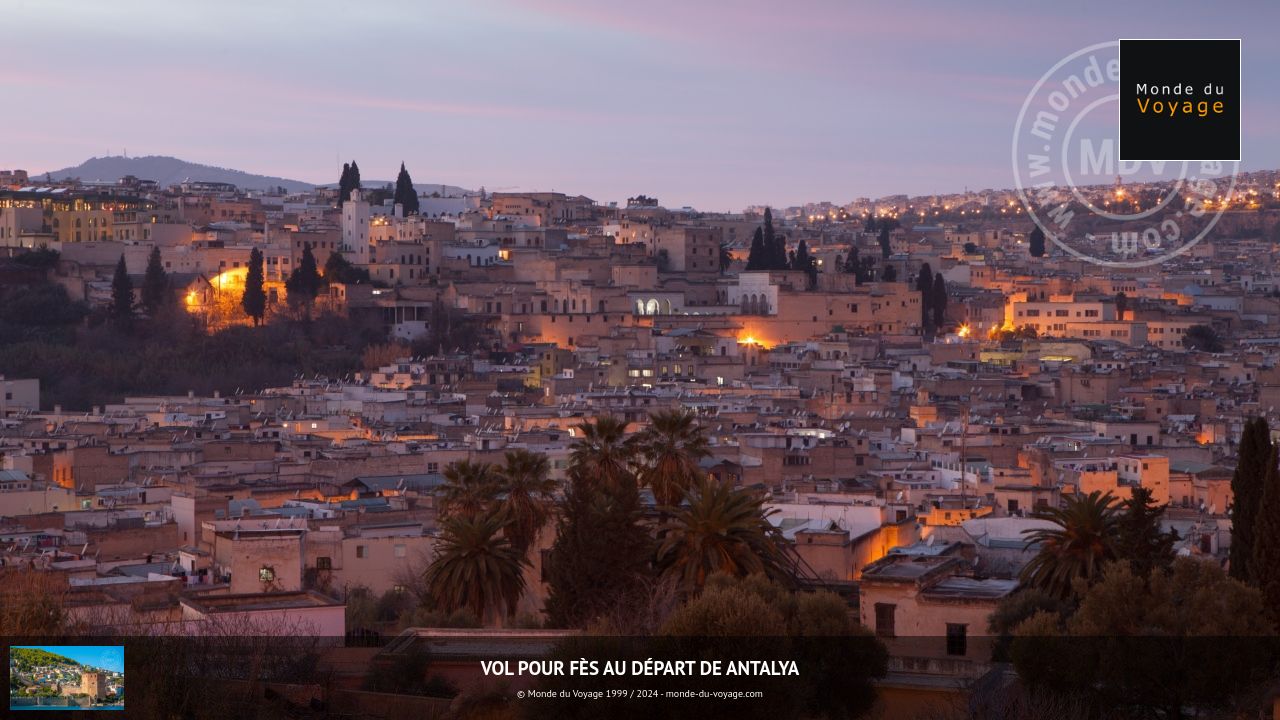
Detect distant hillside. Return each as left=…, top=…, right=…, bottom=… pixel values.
left=10, top=648, right=80, bottom=671
left=43, top=155, right=474, bottom=197
left=43, top=156, right=314, bottom=193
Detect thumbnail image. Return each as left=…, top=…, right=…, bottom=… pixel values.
left=9, top=646, right=124, bottom=711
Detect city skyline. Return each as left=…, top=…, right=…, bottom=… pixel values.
left=6, top=0, right=1279, bottom=210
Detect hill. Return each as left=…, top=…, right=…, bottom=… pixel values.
left=42, top=156, right=473, bottom=197
left=42, top=156, right=314, bottom=193
left=10, top=648, right=80, bottom=671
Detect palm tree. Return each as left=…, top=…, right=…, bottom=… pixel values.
left=636, top=409, right=710, bottom=508
left=425, top=510, right=528, bottom=622
left=568, top=416, right=637, bottom=496
left=1020, top=491, right=1121, bottom=599
left=438, top=460, right=499, bottom=519
left=656, top=478, right=788, bottom=593
left=495, top=449, right=557, bottom=553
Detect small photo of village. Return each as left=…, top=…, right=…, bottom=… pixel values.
left=9, top=645, right=124, bottom=711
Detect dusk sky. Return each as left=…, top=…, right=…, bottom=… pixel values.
left=4, top=0, right=1277, bottom=210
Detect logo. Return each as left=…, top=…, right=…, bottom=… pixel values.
left=1012, top=41, right=1240, bottom=267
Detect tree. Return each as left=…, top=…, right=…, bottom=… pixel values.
left=656, top=574, right=888, bottom=720
left=241, top=247, right=266, bottom=326
left=745, top=227, right=766, bottom=271
left=109, top=254, right=133, bottom=322
left=1029, top=225, right=1046, bottom=257
left=323, top=250, right=371, bottom=285
left=285, top=242, right=323, bottom=307
left=338, top=163, right=351, bottom=203
left=916, top=263, right=934, bottom=330
left=1114, top=291, right=1128, bottom=318
left=424, top=510, right=528, bottom=622
left=763, top=207, right=786, bottom=270
left=1011, top=560, right=1275, bottom=719
left=1183, top=324, right=1224, bottom=352
left=963, top=241, right=978, bottom=254
left=393, top=162, right=420, bottom=215
left=789, top=238, right=817, bottom=288
left=1252, top=443, right=1280, bottom=617
left=141, top=246, right=169, bottom=314
left=544, top=471, right=653, bottom=628
left=878, top=225, right=891, bottom=259
left=1230, top=416, right=1271, bottom=582
left=438, top=460, right=500, bottom=520
left=338, top=160, right=362, bottom=203
left=1114, top=486, right=1177, bottom=578
left=1020, top=491, right=1120, bottom=599
left=495, top=449, right=556, bottom=554
left=931, top=273, right=948, bottom=328
left=881, top=263, right=897, bottom=282
left=567, top=416, right=636, bottom=496
left=656, top=478, right=790, bottom=594
left=635, top=409, right=709, bottom=508
left=718, top=243, right=733, bottom=274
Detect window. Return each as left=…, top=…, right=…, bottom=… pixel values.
left=874, top=603, right=896, bottom=638
left=356, top=545, right=366, bottom=559
left=259, top=566, right=276, bottom=583
left=394, top=544, right=406, bottom=558
left=316, top=556, right=332, bottom=570
left=946, top=623, right=968, bottom=656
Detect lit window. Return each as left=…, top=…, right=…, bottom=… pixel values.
left=259, top=566, right=275, bottom=583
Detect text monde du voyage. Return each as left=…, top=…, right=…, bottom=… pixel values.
left=481, top=659, right=801, bottom=677
left=1134, top=82, right=1228, bottom=118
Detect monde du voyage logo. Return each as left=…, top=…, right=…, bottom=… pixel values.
left=1012, top=39, right=1242, bottom=267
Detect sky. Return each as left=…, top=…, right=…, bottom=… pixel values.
left=2, top=0, right=1277, bottom=210
left=14, top=646, right=125, bottom=673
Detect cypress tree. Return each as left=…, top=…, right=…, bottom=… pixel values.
left=141, top=246, right=169, bottom=314
left=393, top=162, right=420, bottom=215
left=1253, top=443, right=1280, bottom=618
left=349, top=160, right=361, bottom=195
left=1116, top=486, right=1177, bottom=578
left=1231, top=417, right=1272, bottom=582
left=931, top=274, right=948, bottom=327
left=746, top=227, right=765, bottom=271
left=878, top=225, right=891, bottom=259
left=844, top=247, right=859, bottom=274
left=285, top=242, right=323, bottom=306
left=544, top=475, right=653, bottom=628
left=242, top=247, right=266, bottom=326
left=1029, top=226, right=1046, bottom=257
left=917, top=263, right=934, bottom=330
left=338, top=162, right=352, bottom=203
left=109, top=254, right=133, bottom=322
left=763, top=208, right=784, bottom=270
left=882, top=263, right=898, bottom=282
left=774, top=235, right=790, bottom=270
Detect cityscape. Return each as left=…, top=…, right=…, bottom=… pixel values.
left=3, top=2, right=1280, bottom=720
left=9, top=646, right=124, bottom=711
